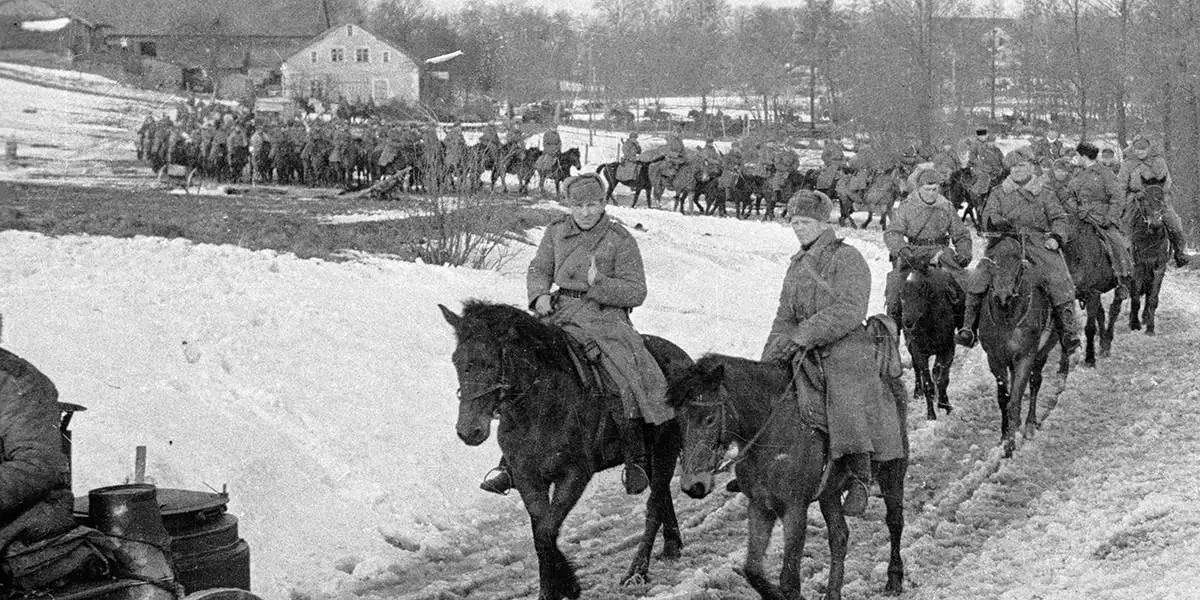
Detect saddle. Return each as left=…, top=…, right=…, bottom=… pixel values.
left=562, top=335, right=622, bottom=413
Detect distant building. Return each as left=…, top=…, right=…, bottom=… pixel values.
left=0, top=0, right=98, bottom=59
left=280, top=24, right=419, bottom=105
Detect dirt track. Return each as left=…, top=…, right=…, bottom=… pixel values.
left=347, top=270, right=1200, bottom=600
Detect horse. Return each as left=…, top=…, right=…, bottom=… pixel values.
left=667, top=354, right=907, bottom=600
left=942, top=168, right=977, bottom=226
left=977, top=233, right=1066, bottom=457
left=597, top=159, right=656, bottom=207
left=899, top=263, right=963, bottom=420
left=440, top=301, right=691, bottom=599
left=534, top=147, right=582, bottom=198
left=1127, top=184, right=1172, bottom=335
left=857, top=167, right=902, bottom=229
left=1062, top=215, right=1123, bottom=366
left=707, top=166, right=754, bottom=218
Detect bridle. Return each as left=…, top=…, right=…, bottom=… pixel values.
left=981, top=232, right=1035, bottom=327
left=687, top=383, right=784, bottom=474
left=455, top=344, right=515, bottom=418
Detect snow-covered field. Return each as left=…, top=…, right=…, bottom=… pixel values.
left=3, top=64, right=1200, bottom=600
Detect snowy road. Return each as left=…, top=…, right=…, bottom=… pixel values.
left=375, top=275, right=1200, bottom=600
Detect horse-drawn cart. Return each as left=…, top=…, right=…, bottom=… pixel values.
left=157, top=163, right=200, bottom=194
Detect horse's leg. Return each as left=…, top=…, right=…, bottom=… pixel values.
left=1084, top=294, right=1099, bottom=367
left=1005, top=356, right=1037, bottom=457
left=1129, top=273, right=1143, bottom=330
left=817, top=496, right=846, bottom=600
left=912, top=350, right=935, bottom=421
left=1102, top=291, right=1122, bottom=357
left=520, top=470, right=589, bottom=600
left=934, top=350, right=954, bottom=414
left=623, top=425, right=682, bottom=585
left=1146, top=267, right=1165, bottom=335
left=1024, top=354, right=1045, bottom=439
left=988, top=357, right=1012, bottom=452
left=877, top=458, right=907, bottom=594
left=741, top=501, right=784, bottom=600
left=863, top=210, right=874, bottom=229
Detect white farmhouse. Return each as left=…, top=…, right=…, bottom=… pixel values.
left=281, top=23, right=418, bottom=104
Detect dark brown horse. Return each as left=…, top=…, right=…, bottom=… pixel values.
left=534, top=147, right=582, bottom=198
left=1062, top=216, right=1123, bottom=366
left=1128, top=184, right=1172, bottom=335
left=978, top=233, right=1066, bottom=457
left=667, top=354, right=907, bottom=600
left=440, top=301, right=690, bottom=600
left=597, top=158, right=658, bottom=207
left=899, top=264, right=963, bottom=420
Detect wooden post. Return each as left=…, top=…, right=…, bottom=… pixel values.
left=134, top=446, right=147, bottom=483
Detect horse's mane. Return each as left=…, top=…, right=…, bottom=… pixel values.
left=457, top=300, right=576, bottom=373
left=666, top=353, right=790, bottom=408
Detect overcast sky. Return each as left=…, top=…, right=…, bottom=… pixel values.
left=413, top=0, right=1023, bottom=18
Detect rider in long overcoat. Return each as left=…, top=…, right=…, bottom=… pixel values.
left=883, top=169, right=973, bottom=324
left=761, top=190, right=880, bottom=516
left=481, top=174, right=667, bottom=497
left=1067, top=142, right=1133, bottom=288
left=956, top=146, right=1080, bottom=352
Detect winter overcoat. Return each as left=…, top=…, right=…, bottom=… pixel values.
left=971, top=176, right=1076, bottom=305
left=761, top=229, right=877, bottom=459
left=0, top=348, right=74, bottom=547
left=527, top=214, right=672, bottom=425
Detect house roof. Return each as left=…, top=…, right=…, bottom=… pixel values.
left=55, top=0, right=325, bottom=37
left=285, top=23, right=415, bottom=65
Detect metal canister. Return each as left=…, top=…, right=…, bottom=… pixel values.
left=87, top=484, right=171, bottom=547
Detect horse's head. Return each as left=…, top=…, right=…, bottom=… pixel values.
left=1133, top=185, right=1167, bottom=231
left=666, top=357, right=733, bottom=499
left=440, top=304, right=506, bottom=445
left=984, top=234, right=1028, bottom=307
left=899, top=266, right=931, bottom=330
left=561, top=148, right=581, bottom=171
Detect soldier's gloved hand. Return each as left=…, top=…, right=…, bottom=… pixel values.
left=771, top=339, right=804, bottom=366
left=987, top=216, right=1013, bottom=232
left=1044, top=237, right=1060, bottom=251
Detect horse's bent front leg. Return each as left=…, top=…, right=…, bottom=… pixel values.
left=741, top=501, right=784, bottom=600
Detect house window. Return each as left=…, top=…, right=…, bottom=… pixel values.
left=310, top=79, right=323, bottom=97
left=372, top=79, right=389, bottom=101
left=383, top=50, right=390, bottom=63
left=138, top=41, right=157, bottom=57
left=355, top=48, right=369, bottom=63
left=310, top=51, right=317, bottom=63
left=330, top=48, right=344, bottom=62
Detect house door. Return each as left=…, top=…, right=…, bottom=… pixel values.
left=372, top=79, right=390, bottom=102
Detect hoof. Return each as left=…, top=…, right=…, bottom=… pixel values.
left=926, top=410, right=937, bottom=421
left=1130, top=320, right=1141, bottom=331
left=1002, top=438, right=1016, bottom=458
left=657, top=541, right=682, bottom=560
left=620, top=572, right=649, bottom=587
left=1023, top=422, right=1037, bottom=439
left=1084, top=359, right=1096, bottom=368
left=938, top=401, right=953, bottom=414
left=1146, top=327, right=1156, bottom=336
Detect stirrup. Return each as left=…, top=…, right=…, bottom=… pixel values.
left=479, top=467, right=512, bottom=496
left=1176, top=254, right=1191, bottom=268
left=622, top=463, right=649, bottom=495
left=954, top=328, right=977, bottom=348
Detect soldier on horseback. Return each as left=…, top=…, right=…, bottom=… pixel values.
left=760, top=190, right=876, bottom=517
left=1066, top=142, right=1134, bottom=295
left=699, top=137, right=721, bottom=162
left=884, top=169, right=972, bottom=327
left=622, top=131, right=641, bottom=162
left=1118, top=137, right=1189, bottom=268
left=968, top=127, right=1005, bottom=199
left=535, top=126, right=562, bottom=173
left=955, top=146, right=1081, bottom=353
left=480, top=174, right=669, bottom=496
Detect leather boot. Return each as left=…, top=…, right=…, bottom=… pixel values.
left=955, top=292, right=983, bottom=347
left=886, top=300, right=903, bottom=330
left=617, top=417, right=650, bottom=494
left=1166, top=224, right=1190, bottom=267
left=1053, top=301, right=1081, bottom=354
left=480, top=457, right=512, bottom=495
left=841, top=453, right=872, bottom=517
